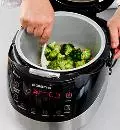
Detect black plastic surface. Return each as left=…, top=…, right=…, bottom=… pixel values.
left=8, top=57, right=108, bottom=122
left=51, top=0, right=114, bottom=15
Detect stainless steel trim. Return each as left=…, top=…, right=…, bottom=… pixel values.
left=29, top=68, right=60, bottom=78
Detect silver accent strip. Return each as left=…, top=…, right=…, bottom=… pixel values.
left=29, top=68, right=60, bottom=78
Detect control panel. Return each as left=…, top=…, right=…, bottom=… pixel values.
left=8, top=62, right=74, bottom=121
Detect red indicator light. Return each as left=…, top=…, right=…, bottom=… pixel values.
left=56, top=93, right=60, bottom=99
left=66, top=92, right=72, bottom=98
left=33, top=89, right=40, bottom=95
left=32, top=89, right=60, bottom=99
left=49, top=92, right=60, bottom=99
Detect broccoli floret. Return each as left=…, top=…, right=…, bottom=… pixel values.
left=47, top=59, right=74, bottom=70
left=81, top=48, right=91, bottom=60
left=57, top=53, right=65, bottom=60
left=47, top=42, right=61, bottom=53
left=58, top=59, right=74, bottom=70
left=47, top=42, right=56, bottom=50
left=69, top=48, right=82, bottom=61
left=64, top=59, right=74, bottom=69
left=46, top=50, right=58, bottom=60
left=61, top=43, right=74, bottom=55
left=47, top=59, right=65, bottom=70
left=54, top=43, right=61, bottom=53
left=58, top=60, right=66, bottom=70
left=44, top=42, right=92, bottom=70
left=45, top=47, right=51, bottom=56
left=75, top=60, right=86, bottom=68
left=47, top=60, right=61, bottom=70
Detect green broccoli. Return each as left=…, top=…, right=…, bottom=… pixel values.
left=47, top=60, right=61, bottom=70
left=75, top=60, right=86, bottom=68
left=58, top=60, right=66, bottom=70
left=54, top=43, right=61, bottom=53
left=61, top=43, right=75, bottom=55
left=45, top=47, right=51, bottom=56
left=56, top=53, right=65, bottom=60
left=58, top=59, right=74, bottom=70
left=47, top=42, right=56, bottom=50
left=81, top=48, right=91, bottom=60
left=44, top=42, right=92, bottom=70
left=47, top=42, right=61, bottom=53
left=46, top=50, right=58, bottom=60
left=47, top=59, right=74, bottom=70
left=69, top=48, right=82, bottom=61
left=47, top=59, right=65, bottom=70
left=64, top=59, right=74, bottom=69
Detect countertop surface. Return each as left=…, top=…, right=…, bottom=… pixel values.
left=0, top=8, right=120, bottom=130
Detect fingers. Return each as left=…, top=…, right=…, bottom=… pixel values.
left=114, top=50, right=120, bottom=59
left=27, top=26, right=35, bottom=34
left=20, top=17, right=52, bottom=44
left=108, top=26, right=119, bottom=48
left=40, top=24, right=53, bottom=43
left=33, top=26, right=45, bottom=37
left=113, top=28, right=120, bottom=59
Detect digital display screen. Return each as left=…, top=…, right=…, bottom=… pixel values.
left=32, top=89, right=60, bottom=99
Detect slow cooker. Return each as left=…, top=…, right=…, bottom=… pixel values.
left=8, top=0, right=117, bottom=129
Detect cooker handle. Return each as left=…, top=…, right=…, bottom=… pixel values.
left=107, top=49, right=117, bottom=75
left=29, top=68, right=60, bottom=78
left=10, top=43, right=60, bottom=79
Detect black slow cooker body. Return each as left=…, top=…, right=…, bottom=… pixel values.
left=8, top=0, right=115, bottom=122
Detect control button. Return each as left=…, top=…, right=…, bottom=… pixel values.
left=17, top=103, right=26, bottom=111
left=66, top=92, right=72, bottom=99
left=56, top=110, right=61, bottom=115
left=31, top=108, right=36, bottom=115
left=24, top=89, right=31, bottom=95
left=13, top=70, right=20, bottom=79
left=13, top=87, right=20, bottom=94
left=64, top=105, right=71, bottom=111
left=13, top=81, right=19, bottom=88
left=42, top=110, right=49, bottom=117
left=13, top=93, right=19, bottom=101
left=43, top=110, right=48, bottom=115
left=65, top=100, right=71, bottom=102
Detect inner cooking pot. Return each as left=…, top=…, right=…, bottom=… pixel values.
left=15, top=11, right=106, bottom=72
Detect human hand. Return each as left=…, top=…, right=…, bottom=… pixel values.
left=20, top=0, right=54, bottom=43
left=107, top=7, right=120, bottom=59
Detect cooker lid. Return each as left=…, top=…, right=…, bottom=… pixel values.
left=55, top=0, right=114, bottom=13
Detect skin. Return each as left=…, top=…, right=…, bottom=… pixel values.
left=20, top=0, right=120, bottom=59
left=20, top=0, right=54, bottom=44
left=107, top=7, right=120, bottom=59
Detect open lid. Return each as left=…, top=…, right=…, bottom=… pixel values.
left=55, top=0, right=114, bottom=13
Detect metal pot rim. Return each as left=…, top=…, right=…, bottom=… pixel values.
left=15, top=11, right=106, bottom=73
